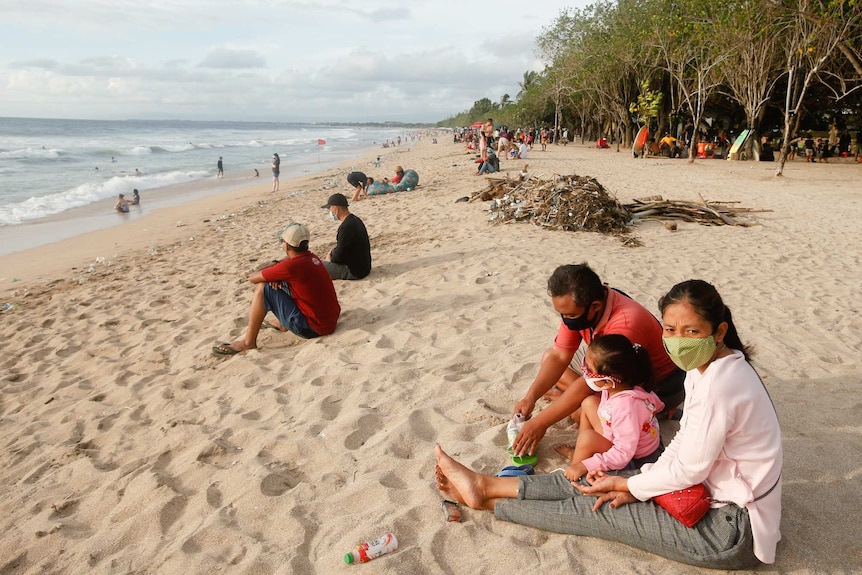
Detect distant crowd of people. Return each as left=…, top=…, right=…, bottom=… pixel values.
left=455, top=120, right=572, bottom=176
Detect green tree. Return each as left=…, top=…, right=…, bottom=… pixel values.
left=776, top=0, right=862, bottom=174
left=648, top=0, right=731, bottom=162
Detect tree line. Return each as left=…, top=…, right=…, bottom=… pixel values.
left=438, top=0, right=862, bottom=175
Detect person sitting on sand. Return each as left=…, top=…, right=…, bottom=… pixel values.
left=434, top=279, right=782, bottom=569
left=347, top=171, right=371, bottom=201
left=211, top=223, right=340, bottom=356
left=130, top=189, right=140, bottom=205
left=477, top=148, right=500, bottom=175
left=510, top=264, right=684, bottom=462
left=385, top=166, right=405, bottom=184
left=321, top=193, right=371, bottom=280
left=554, top=334, right=665, bottom=482
left=659, top=134, right=682, bottom=158
left=115, top=194, right=130, bottom=213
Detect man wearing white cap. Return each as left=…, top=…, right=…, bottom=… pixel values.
left=212, top=222, right=340, bottom=356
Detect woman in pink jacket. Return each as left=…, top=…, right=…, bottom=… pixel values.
left=434, top=279, right=782, bottom=569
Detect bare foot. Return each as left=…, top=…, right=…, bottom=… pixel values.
left=434, top=446, right=487, bottom=510
left=543, top=387, right=563, bottom=401
left=553, top=443, right=577, bottom=461
left=434, top=464, right=464, bottom=504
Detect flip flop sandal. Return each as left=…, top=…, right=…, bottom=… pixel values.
left=496, top=464, right=535, bottom=477
left=212, top=342, right=241, bottom=356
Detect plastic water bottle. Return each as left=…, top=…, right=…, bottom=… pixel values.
left=506, top=414, right=537, bottom=466
left=506, top=413, right=525, bottom=453
left=344, top=532, right=398, bottom=565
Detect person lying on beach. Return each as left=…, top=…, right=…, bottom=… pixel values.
left=321, top=193, right=371, bottom=280
left=347, top=171, right=371, bottom=201
left=212, top=223, right=340, bottom=356
left=434, top=279, right=783, bottom=569
left=115, top=194, right=130, bottom=213
left=510, top=264, right=684, bottom=461
left=553, top=334, right=664, bottom=482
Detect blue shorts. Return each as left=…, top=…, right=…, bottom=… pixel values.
left=263, top=283, right=319, bottom=339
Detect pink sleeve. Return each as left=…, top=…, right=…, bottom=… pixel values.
left=581, top=403, right=642, bottom=472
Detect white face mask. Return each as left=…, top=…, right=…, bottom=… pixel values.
left=584, top=376, right=615, bottom=392
left=328, top=210, right=338, bottom=222
left=581, top=358, right=620, bottom=392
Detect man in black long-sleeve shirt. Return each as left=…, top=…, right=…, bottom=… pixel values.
left=321, top=193, right=371, bottom=280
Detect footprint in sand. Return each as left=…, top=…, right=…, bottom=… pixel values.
left=407, top=409, right=437, bottom=442
left=319, top=395, right=343, bottom=421
left=206, top=483, right=223, bottom=508
left=159, top=495, right=188, bottom=534
left=260, top=471, right=300, bottom=496
left=344, top=414, right=383, bottom=450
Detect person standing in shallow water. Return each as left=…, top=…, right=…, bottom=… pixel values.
left=217, top=156, right=224, bottom=178
left=271, top=153, right=280, bottom=192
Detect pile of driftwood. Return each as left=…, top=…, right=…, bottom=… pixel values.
left=471, top=173, right=766, bottom=246
left=476, top=173, right=636, bottom=241
left=626, top=194, right=769, bottom=227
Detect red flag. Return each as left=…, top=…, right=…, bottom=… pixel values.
left=317, top=139, right=326, bottom=146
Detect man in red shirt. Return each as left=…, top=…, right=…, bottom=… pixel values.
left=510, top=263, right=685, bottom=458
left=212, top=222, right=340, bottom=356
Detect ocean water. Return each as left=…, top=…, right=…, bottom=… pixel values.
left=0, top=117, right=406, bottom=227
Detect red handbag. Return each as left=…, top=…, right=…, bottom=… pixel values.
left=653, top=484, right=711, bottom=528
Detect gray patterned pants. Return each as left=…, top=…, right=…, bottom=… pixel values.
left=495, top=473, right=759, bottom=570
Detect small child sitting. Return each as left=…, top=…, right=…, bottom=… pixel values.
left=555, top=334, right=665, bottom=482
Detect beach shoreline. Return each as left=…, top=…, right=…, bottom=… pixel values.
left=0, top=139, right=390, bottom=261
left=0, top=141, right=405, bottom=285
left=0, top=138, right=860, bottom=574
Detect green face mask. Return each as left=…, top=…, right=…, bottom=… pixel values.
left=663, top=335, right=717, bottom=371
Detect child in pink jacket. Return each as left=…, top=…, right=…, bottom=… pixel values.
left=555, top=334, right=664, bottom=482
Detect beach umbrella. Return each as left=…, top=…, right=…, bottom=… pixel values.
left=471, top=121, right=483, bottom=128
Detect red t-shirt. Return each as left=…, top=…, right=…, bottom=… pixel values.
left=260, top=251, right=340, bottom=335
left=553, top=286, right=677, bottom=382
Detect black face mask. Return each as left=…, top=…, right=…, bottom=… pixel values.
left=561, top=306, right=594, bottom=331
left=560, top=316, right=593, bottom=331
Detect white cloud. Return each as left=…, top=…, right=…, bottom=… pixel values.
left=0, top=0, right=590, bottom=121
left=199, top=47, right=267, bottom=69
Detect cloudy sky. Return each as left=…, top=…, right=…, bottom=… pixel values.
left=1, top=0, right=589, bottom=123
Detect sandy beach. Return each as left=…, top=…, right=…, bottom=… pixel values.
left=1, top=138, right=860, bottom=574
